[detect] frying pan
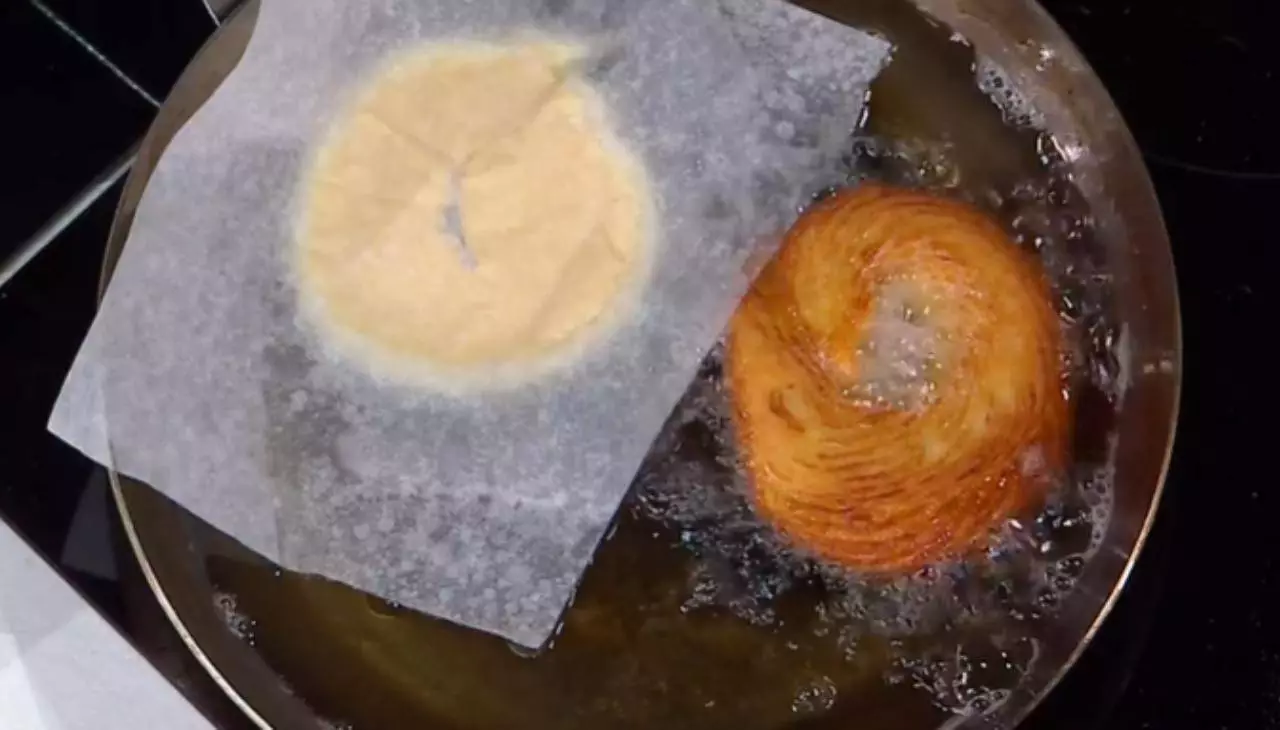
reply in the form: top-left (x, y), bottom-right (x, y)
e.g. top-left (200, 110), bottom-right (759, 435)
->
top-left (101, 1), bottom-right (1181, 727)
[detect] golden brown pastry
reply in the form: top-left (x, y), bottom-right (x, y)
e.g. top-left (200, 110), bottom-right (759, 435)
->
top-left (728, 184), bottom-right (1067, 573)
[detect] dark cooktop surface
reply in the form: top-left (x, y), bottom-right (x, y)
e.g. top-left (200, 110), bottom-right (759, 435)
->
top-left (1, 1), bottom-right (1275, 727)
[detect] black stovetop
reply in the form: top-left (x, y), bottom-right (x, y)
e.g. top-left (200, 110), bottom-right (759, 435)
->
top-left (1, 1), bottom-right (1275, 728)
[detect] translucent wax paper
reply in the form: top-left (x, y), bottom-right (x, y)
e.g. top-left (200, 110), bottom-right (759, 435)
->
top-left (50, 0), bottom-right (889, 647)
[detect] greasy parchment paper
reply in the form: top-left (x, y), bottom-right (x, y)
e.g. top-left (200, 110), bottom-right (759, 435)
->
top-left (50, 0), bottom-right (890, 647)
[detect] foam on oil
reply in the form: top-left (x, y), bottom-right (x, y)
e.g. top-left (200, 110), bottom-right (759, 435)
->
top-left (624, 45), bottom-right (1126, 725)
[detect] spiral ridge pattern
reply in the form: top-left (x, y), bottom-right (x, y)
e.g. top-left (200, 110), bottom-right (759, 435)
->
top-left (728, 185), bottom-right (1067, 573)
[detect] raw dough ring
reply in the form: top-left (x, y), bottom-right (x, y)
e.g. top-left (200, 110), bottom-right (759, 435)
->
top-left (294, 40), bottom-right (653, 389)
top-left (728, 184), bottom-right (1068, 573)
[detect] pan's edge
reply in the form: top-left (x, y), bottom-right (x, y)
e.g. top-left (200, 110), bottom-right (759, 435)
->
top-left (102, 2), bottom-right (281, 728)
top-left (109, 472), bottom-right (274, 730)
top-left (104, 1), bottom-right (1183, 727)
top-left (910, 1), bottom-right (1182, 726)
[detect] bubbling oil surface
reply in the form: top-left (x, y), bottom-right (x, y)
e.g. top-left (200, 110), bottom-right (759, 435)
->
top-left (614, 8), bottom-right (1126, 725)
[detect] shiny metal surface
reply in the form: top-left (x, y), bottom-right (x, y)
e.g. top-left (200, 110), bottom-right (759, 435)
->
top-left (104, 1), bottom-right (1179, 727)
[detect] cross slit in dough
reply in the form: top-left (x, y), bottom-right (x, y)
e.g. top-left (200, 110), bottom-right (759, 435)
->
top-left (294, 38), bottom-right (655, 390)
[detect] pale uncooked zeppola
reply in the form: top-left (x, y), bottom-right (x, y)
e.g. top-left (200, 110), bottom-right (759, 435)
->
top-left (294, 39), bottom-right (655, 389)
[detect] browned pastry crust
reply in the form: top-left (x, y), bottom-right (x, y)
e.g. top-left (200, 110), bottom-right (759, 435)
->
top-left (728, 184), bottom-right (1068, 573)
